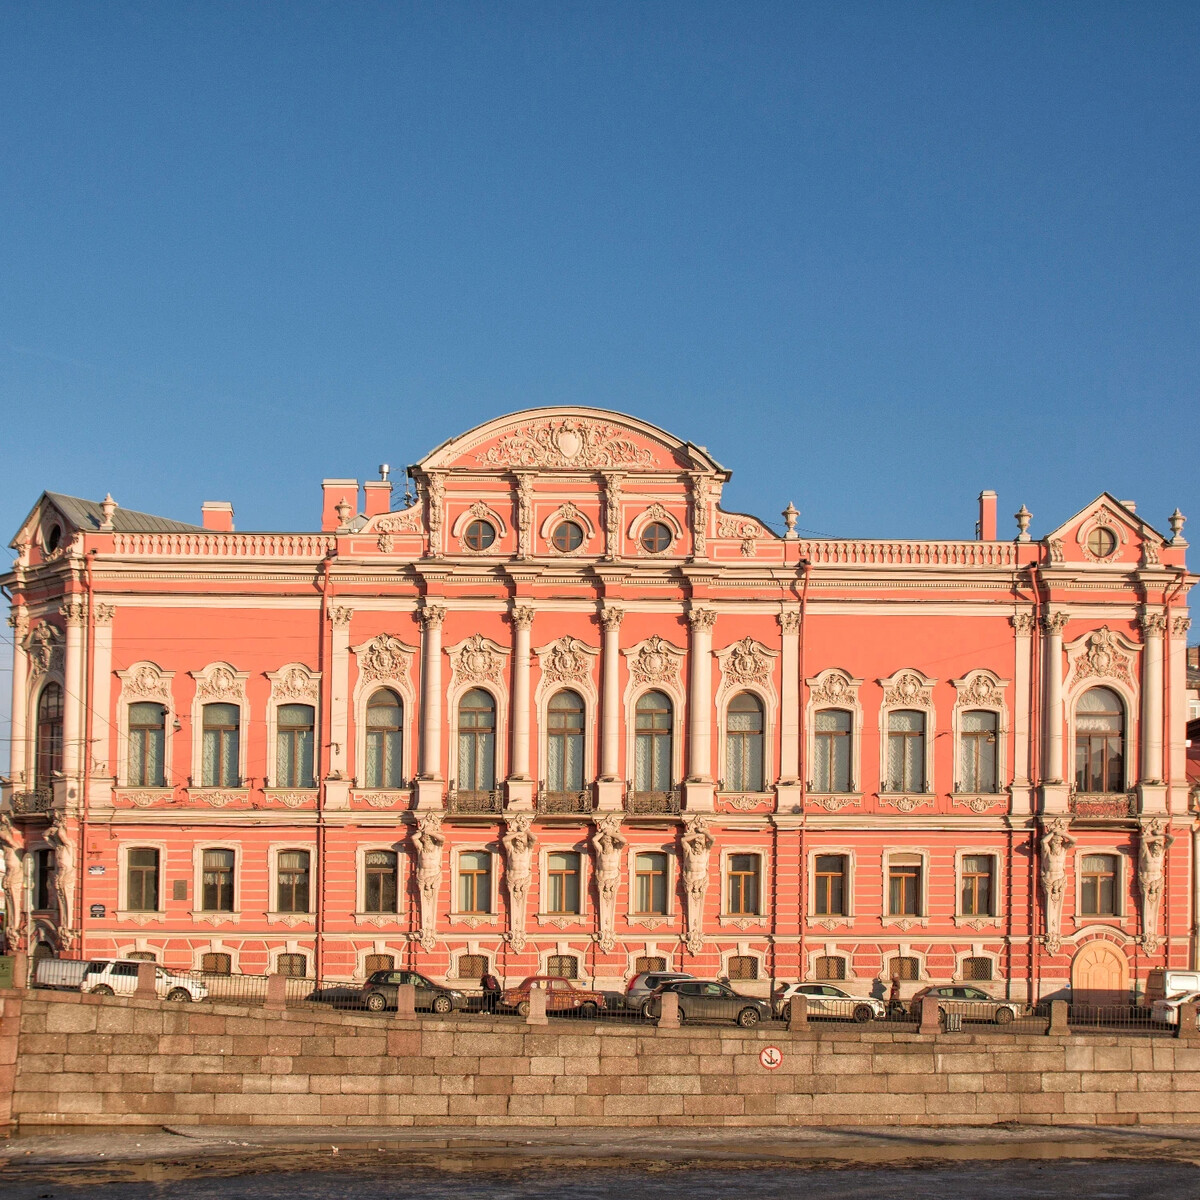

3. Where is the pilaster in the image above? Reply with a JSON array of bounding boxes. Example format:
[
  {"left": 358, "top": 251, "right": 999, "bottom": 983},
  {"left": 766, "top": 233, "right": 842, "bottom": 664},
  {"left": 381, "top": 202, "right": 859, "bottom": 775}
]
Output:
[
  {"left": 1040, "top": 610, "right": 1068, "bottom": 813},
  {"left": 8, "top": 608, "right": 29, "bottom": 784},
  {"left": 328, "top": 605, "right": 354, "bottom": 785},
  {"left": 1009, "top": 610, "right": 1035, "bottom": 817},
  {"left": 597, "top": 605, "right": 624, "bottom": 811},
  {"left": 416, "top": 604, "right": 446, "bottom": 810},
  {"left": 685, "top": 605, "right": 716, "bottom": 811}
]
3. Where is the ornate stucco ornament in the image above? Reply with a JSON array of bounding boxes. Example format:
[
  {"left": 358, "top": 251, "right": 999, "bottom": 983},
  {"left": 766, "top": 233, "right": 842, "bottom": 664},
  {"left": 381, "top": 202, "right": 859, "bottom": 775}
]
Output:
[
  {"left": 627, "top": 635, "right": 685, "bottom": 686},
  {"left": 1070, "top": 626, "right": 1134, "bottom": 688},
  {"left": 503, "top": 815, "right": 536, "bottom": 953},
  {"left": 537, "top": 636, "right": 599, "bottom": 685},
  {"left": 1039, "top": 817, "right": 1075, "bottom": 956},
  {"left": 881, "top": 671, "right": 932, "bottom": 708},
  {"left": 354, "top": 634, "right": 415, "bottom": 684},
  {"left": 196, "top": 665, "right": 244, "bottom": 702},
  {"left": 716, "top": 515, "right": 763, "bottom": 557},
  {"left": 591, "top": 813, "right": 627, "bottom": 953},
  {"left": 476, "top": 417, "right": 659, "bottom": 470},
  {"left": 26, "top": 622, "right": 64, "bottom": 677},
  {"left": 448, "top": 633, "right": 509, "bottom": 686},
  {"left": 271, "top": 665, "right": 319, "bottom": 703},
  {"left": 717, "top": 637, "right": 776, "bottom": 687},
  {"left": 681, "top": 815, "right": 714, "bottom": 956}
]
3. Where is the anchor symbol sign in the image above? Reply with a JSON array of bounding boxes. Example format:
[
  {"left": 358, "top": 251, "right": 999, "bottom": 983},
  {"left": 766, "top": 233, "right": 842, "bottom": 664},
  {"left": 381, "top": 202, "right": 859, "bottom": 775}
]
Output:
[{"left": 759, "top": 1045, "right": 783, "bottom": 1070}]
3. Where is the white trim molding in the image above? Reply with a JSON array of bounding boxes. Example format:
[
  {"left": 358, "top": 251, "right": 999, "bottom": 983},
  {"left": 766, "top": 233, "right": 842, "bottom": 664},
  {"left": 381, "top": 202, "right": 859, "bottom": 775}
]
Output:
[
  {"left": 714, "top": 638, "right": 779, "bottom": 792},
  {"left": 877, "top": 667, "right": 938, "bottom": 804},
  {"left": 189, "top": 663, "right": 251, "bottom": 787},
  {"left": 114, "top": 661, "right": 176, "bottom": 788},
  {"left": 949, "top": 669, "right": 1009, "bottom": 801},
  {"left": 351, "top": 634, "right": 418, "bottom": 787},
  {"left": 265, "top": 663, "right": 321, "bottom": 788},
  {"left": 805, "top": 668, "right": 865, "bottom": 796}
]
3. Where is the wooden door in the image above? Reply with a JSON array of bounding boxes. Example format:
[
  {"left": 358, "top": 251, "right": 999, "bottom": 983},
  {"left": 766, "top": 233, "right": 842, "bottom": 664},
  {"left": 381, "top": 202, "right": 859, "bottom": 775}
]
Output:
[{"left": 1071, "top": 940, "right": 1129, "bottom": 1006}]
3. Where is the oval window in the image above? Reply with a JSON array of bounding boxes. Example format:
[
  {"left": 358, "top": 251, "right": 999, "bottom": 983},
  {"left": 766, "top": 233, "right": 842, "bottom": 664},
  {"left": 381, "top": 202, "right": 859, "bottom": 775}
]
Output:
[
  {"left": 464, "top": 519, "right": 496, "bottom": 550},
  {"left": 1087, "top": 527, "right": 1117, "bottom": 559},
  {"left": 640, "top": 521, "right": 673, "bottom": 553},
  {"left": 551, "top": 521, "right": 584, "bottom": 552}
]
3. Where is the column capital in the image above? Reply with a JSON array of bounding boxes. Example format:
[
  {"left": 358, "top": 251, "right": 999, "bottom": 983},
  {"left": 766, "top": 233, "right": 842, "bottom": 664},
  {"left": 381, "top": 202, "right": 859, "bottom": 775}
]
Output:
[
  {"left": 600, "top": 605, "right": 625, "bottom": 631},
  {"left": 777, "top": 609, "right": 801, "bottom": 635},
  {"left": 1173, "top": 615, "right": 1192, "bottom": 638},
  {"left": 1009, "top": 611, "right": 1035, "bottom": 636},
  {"left": 1140, "top": 610, "right": 1169, "bottom": 637},
  {"left": 8, "top": 607, "right": 29, "bottom": 637},
  {"left": 510, "top": 604, "right": 536, "bottom": 630},
  {"left": 688, "top": 606, "right": 717, "bottom": 632},
  {"left": 419, "top": 604, "right": 447, "bottom": 630},
  {"left": 329, "top": 605, "right": 354, "bottom": 628},
  {"left": 60, "top": 599, "right": 87, "bottom": 628},
  {"left": 93, "top": 602, "right": 116, "bottom": 625},
  {"left": 1042, "top": 611, "right": 1069, "bottom": 635}
]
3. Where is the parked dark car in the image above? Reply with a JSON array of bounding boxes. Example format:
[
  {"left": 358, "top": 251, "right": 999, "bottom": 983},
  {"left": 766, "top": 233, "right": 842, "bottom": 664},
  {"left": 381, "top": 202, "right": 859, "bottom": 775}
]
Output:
[
  {"left": 645, "top": 979, "right": 771, "bottom": 1027},
  {"left": 624, "top": 970, "right": 695, "bottom": 1016},
  {"left": 909, "top": 985, "right": 1025, "bottom": 1025},
  {"left": 360, "top": 969, "right": 466, "bottom": 1014}
]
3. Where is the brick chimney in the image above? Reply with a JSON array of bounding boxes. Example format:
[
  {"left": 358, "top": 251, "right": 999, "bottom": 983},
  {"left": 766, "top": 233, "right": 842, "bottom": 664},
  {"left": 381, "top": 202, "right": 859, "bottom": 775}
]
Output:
[
  {"left": 321, "top": 480, "right": 359, "bottom": 531},
  {"left": 201, "top": 502, "right": 234, "bottom": 532},
  {"left": 363, "top": 480, "right": 392, "bottom": 519},
  {"left": 977, "top": 490, "right": 997, "bottom": 541}
]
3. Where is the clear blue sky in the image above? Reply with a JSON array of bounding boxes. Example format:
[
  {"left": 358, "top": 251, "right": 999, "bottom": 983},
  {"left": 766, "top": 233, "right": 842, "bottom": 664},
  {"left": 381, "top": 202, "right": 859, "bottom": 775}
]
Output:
[{"left": 2, "top": 2, "right": 1198, "bottom": 764}]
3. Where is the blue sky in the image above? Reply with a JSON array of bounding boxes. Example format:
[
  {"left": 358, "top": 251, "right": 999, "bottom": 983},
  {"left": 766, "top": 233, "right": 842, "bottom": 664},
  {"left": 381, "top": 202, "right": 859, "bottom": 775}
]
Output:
[{"left": 2, "top": 2, "right": 1198, "bottom": 762}]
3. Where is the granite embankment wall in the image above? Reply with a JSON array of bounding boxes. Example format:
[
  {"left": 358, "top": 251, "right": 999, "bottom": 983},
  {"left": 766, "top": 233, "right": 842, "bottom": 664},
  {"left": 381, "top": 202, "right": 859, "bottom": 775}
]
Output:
[{"left": 4, "top": 987, "right": 1200, "bottom": 1130}]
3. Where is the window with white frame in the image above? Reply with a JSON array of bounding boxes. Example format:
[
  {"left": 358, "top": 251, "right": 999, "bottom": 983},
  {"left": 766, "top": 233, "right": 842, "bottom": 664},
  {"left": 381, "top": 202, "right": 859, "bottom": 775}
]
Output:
[
  {"left": 635, "top": 691, "right": 673, "bottom": 793},
  {"left": 364, "top": 849, "right": 399, "bottom": 913},
  {"left": 813, "top": 709, "right": 852, "bottom": 793},
  {"left": 128, "top": 703, "right": 167, "bottom": 788},
  {"left": 458, "top": 850, "right": 492, "bottom": 914},
  {"left": 35, "top": 683, "right": 63, "bottom": 789},
  {"left": 365, "top": 689, "right": 404, "bottom": 788},
  {"left": 725, "top": 693, "right": 765, "bottom": 792},
  {"left": 276, "top": 850, "right": 311, "bottom": 913},
  {"left": 726, "top": 853, "right": 761, "bottom": 915},
  {"left": 546, "top": 851, "right": 581, "bottom": 914},
  {"left": 958, "top": 711, "right": 998, "bottom": 793},
  {"left": 125, "top": 847, "right": 160, "bottom": 912},
  {"left": 1080, "top": 853, "right": 1120, "bottom": 916},
  {"left": 960, "top": 855, "right": 995, "bottom": 917},
  {"left": 887, "top": 854, "right": 922, "bottom": 916},
  {"left": 813, "top": 854, "right": 848, "bottom": 916},
  {"left": 201, "top": 848, "right": 235, "bottom": 912},
  {"left": 276, "top": 704, "right": 315, "bottom": 788},
  {"left": 546, "top": 691, "right": 586, "bottom": 794},
  {"left": 634, "top": 851, "right": 668, "bottom": 914},
  {"left": 201, "top": 704, "right": 240, "bottom": 788},
  {"left": 1074, "top": 688, "right": 1126, "bottom": 794},
  {"left": 458, "top": 690, "right": 497, "bottom": 793},
  {"left": 886, "top": 711, "right": 926, "bottom": 793}
]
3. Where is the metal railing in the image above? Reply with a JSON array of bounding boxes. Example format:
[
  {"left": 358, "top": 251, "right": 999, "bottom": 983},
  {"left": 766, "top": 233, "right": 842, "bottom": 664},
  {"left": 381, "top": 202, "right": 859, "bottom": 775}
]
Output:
[
  {"left": 536, "top": 789, "right": 595, "bottom": 815},
  {"left": 1069, "top": 791, "right": 1138, "bottom": 818},
  {"left": 626, "top": 788, "right": 681, "bottom": 816},
  {"left": 447, "top": 787, "right": 504, "bottom": 815},
  {"left": 10, "top": 787, "right": 53, "bottom": 815}
]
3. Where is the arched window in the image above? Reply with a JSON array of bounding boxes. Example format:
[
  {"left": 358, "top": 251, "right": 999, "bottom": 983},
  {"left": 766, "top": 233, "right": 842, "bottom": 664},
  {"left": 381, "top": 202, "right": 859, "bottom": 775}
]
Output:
[
  {"left": 201, "top": 703, "right": 240, "bottom": 788},
  {"left": 35, "top": 682, "right": 64, "bottom": 788},
  {"left": 635, "top": 691, "right": 673, "bottom": 793},
  {"left": 1075, "top": 687, "right": 1125, "bottom": 794},
  {"left": 886, "top": 710, "right": 926, "bottom": 793},
  {"left": 725, "top": 692, "right": 764, "bottom": 792},
  {"left": 128, "top": 702, "right": 166, "bottom": 787},
  {"left": 547, "top": 690, "right": 585, "bottom": 793},
  {"left": 458, "top": 689, "right": 496, "bottom": 793},
  {"left": 814, "top": 709, "right": 852, "bottom": 793},
  {"left": 365, "top": 688, "right": 404, "bottom": 788},
  {"left": 959, "top": 710, "right": 998, "bottom": 793},
  {"left": 276, "top": 704, "right": 315, "bottom": 788}
]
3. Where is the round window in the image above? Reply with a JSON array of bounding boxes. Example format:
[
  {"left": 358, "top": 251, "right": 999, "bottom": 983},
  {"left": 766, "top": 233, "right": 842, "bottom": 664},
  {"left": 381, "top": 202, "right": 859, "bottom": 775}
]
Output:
[
  {"left": 44, "top": 524, "right": 62, "bottom": 553},
  {"left": 1087, "top": 527, "right": 1117, "bottom": 559},
  {"left": 464, "top": 519, "right": 496, "bottom": 551},
  {"left": 551, "top": 521, "right": 584, "bottom": 552},
  {"left": 640, "top": 521, "right": 673, "bottom": 553}
]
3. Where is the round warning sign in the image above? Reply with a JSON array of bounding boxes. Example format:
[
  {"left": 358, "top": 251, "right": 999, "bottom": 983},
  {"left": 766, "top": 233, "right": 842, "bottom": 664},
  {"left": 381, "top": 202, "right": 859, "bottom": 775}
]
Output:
[{"left": 759, "top": 1045, "right": 783, "bottom": 1070}]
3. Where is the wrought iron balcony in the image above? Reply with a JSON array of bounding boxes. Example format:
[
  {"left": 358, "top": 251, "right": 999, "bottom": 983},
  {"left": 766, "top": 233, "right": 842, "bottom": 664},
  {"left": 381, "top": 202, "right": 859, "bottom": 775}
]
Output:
[
  {"left": 446, "top": 787, "right": 504, "bottom": 815},
  {"left": 536, "top": 788, "right": 595, "bottom": 816},
  {"left": 625, "top": 787, "right": 681, "bottom": 816},
  {"left": 10, "top": 787, "right": 53, "bottom": 815},
  {"left": 1069, "top": 790, "right": 1137, "bottom": 819}
]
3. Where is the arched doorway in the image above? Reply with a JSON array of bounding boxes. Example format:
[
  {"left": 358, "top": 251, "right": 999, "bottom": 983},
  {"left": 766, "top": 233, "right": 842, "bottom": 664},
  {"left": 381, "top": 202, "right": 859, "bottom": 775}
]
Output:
[{"left": 1071, "top": 939, "right": 1129, "bottom": 1006}]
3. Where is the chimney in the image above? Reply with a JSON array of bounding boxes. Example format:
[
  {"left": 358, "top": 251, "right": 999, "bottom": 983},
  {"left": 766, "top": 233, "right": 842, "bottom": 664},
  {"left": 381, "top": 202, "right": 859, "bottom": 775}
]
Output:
[
  {"left": 201, "top": 502, "right": 234, "bottom": 532},
  {"left": 363, "top": 480, "right": 392, "bottom": 519},
  {"left": 977, "top": 490, "right": 997, "bottom": 541},
  {"left": 321, "top": 480, "right": 359, "bottom": 532}
]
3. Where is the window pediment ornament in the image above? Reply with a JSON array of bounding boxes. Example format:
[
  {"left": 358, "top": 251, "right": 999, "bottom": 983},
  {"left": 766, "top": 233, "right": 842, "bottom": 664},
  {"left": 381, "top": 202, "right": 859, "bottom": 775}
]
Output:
[
  {"left": 451, "top": 501, "right": 508, "bottom": 539},
  {"left": 951, "top": 670, "right": 1008, "bottom": 709},
  {"left": 1076, "top": 505, "right": 1130, "bottom": 563},
  {"left": 118, "top": 661, "right": 173, "bottom": 704},
  {"left": 1068, "top": 626, "right": 1137, "bottom": 689},
  {"left": 352, "top": 635, "right": 417, "bottom": 685},
  {"left": 447, "top": 633, "right": 510, "bottom": 687},
  {"left": 535, "top": 636, "right": 600, "bottom": 686},
  {"left": 715, "top": 637, "right": 778, "bottom": 689},
  {"left": 267, "top": 663, "right": 320, "bottom": 704},
  {"left": 807, "top": 668, "right": 862, "bottom": 708},
  {"left": 26, "top": 622, "right": 64, "bottom": 677},
  {"left": 624, "top": 636, "right": 686, "bottom": 687},
  {"left": 475, "top": 417, "right": 660, "bottom": 470},
  {"left": 539, "top": 501, "right": 596, "bottom": 550},
  {"left": 192, "top": 663, "right": 247, "bottom": 702},
  {"left": 879, "top": 669, "right": 935, "bottom": 708}
]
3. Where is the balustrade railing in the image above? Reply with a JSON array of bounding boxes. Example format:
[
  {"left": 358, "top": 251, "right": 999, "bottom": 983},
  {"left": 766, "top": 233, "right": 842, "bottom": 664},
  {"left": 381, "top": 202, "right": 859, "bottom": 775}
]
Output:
[
  {"left": 625, "top": 788, "right": 682, "bottom": 816},
  {"left": 447, "top": 788, "right": 505, "bottom": 815},
  {"left": 1069, "top": 791, "right": 1137, "bottom": 818},
  {"left": 536, "top": 789, "right": 595, "bottom": 815}
]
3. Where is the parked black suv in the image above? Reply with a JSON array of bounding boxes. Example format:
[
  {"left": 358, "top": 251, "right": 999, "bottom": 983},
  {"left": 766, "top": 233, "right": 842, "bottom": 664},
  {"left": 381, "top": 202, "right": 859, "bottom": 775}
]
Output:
[{"left": 360, "top": 969, "right": 466, "bottom": 1014}]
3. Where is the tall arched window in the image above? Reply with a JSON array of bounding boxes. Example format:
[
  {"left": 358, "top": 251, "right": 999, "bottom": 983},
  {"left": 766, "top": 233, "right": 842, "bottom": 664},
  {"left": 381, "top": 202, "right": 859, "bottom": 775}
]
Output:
[
  {"left": 725, "top": 692, "right": 764, "bottom": 792},
  {"left": 886, "top": 710, "right": 926, "bottom": 793},
  {"left": 458, "top": 689, "right": 496, "bottom": 793},
  {"left": 35, "top": 683, "right": 63, "bottom": 788},
  {"left": 128, "top": 702, "right": 166, "bottom": 787},
  {"left": 365, "top": 689, "right": 404, "bottom": 788},
  {"left": 547, "top": 690, "right": 585, "bottom": 793},
  {"left": 276, "top": 704, "right": 315, "bottom": 788},
  {"left": 635, "top": 691, "right": 673, "bottom": 794},
  {"left": 959, "top": 710, "right": 998, "bottom": 793},
  {"left": 814, "top": 709, "right": 852, "bottom": 793},
  {"left": 201, "top": 703, "right": 240, "bottom": 788},
  {"left": 1075, "top": 686, "right": 1125, "bottom": 793}
]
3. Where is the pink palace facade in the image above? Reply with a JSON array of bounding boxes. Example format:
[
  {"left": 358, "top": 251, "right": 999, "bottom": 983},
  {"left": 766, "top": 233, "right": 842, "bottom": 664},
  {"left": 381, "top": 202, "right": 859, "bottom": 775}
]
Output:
[{"left": 2, "top": 407, "right": 1196, "bottom": 1004}]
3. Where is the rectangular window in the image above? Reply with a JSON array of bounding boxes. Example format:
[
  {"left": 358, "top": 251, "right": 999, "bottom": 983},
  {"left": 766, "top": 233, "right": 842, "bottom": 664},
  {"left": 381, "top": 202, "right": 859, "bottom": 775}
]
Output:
[
  {"left": 815, "top": 954, "right": 846, "bottom": 981},
  {"left": 201, "top": 952, "right": 232, "bottom": 975},
  {"left": 277, "top": 953, "right": 307, "bottom": 978},
  {"left": 813, "top": 854, "right": 847, "bottom": 916},
  {"left": 547, "top": 954, "right": 578, "bottom": 979},
  {"left": 458, "top": 851, "right": 492, "bottom": 914},
  {"left": 963, "top": 956, "right": 993, "bottom": 981},
  {"left": 126, "top": 847, "right": 160, "bottom": 912},
  {"left": 728, "top": 955, "right": 758, "bottom": 980},
  {"left": 458, "top": 954, "right": 488, "bottom": 979},
  {"left": 364, "top": 849, "right": 398, "bottom": 913},
  {"left": 727, "top": 854, "right": 760, "bottom": 915},
  {"left": 886, "top": 710, "right": 926, "bottom": 793},
  {"left": 1081, "top": 854, "right": 1118, "bottom": 916},
  {"left": 32, "top": 848, "right": 53, "bottom": 911},
  {"left": 887, "top": 856, "right": 922, "bottom": 917},
  {"left": 276, "top": 850, "right": 311, "bottom": 913},
  {"left": 634, "top": 955, "right": 666, "bottom": 973},
  {"left": 364, "top": 953, "right": 394, "bottom": 976},
  {"left": 889, "top": 956, "right": 919, "bottom": 981},
  {"left": 959, "top": 710, "right": 998, "bottom": 792},
  {"left": 814, "top": 709, "right": 852, "bottom": 793},
  {"left": 635, "top": 852, "right": 668, "bottom": 915},
  {"left": 547, "top": 851, "right": 581, "bottom": 915},
  {"left": 960, "top": 855, "right": 994, "bottom": 917},
  {"left": 202, "top": 849, "right": 235, "bottom": 911}
]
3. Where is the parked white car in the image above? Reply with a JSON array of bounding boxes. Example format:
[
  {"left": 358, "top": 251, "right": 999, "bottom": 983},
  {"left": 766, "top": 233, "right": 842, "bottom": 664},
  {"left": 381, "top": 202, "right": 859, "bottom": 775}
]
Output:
[
  {"left": 774, "top": 982, "right": 886, "bottom": 1023},
  {"left": 1151, "top": 990, "right": 1200, "bottom": 1026},
  {"left": 83, "top": 959, "right": 208, "bottom": 1002}
]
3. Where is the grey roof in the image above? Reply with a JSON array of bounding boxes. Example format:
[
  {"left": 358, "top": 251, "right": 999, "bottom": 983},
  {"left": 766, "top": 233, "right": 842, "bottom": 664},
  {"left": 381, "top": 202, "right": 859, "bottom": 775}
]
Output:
[{"left": 44, "top": 492, "right": 205, "bottom": 534}]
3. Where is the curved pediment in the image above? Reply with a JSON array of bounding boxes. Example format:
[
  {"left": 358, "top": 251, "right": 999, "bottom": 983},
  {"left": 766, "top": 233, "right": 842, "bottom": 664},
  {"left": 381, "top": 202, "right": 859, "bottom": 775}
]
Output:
[{"left": 417, "top": 407, "right": 725, "bottom": 475}]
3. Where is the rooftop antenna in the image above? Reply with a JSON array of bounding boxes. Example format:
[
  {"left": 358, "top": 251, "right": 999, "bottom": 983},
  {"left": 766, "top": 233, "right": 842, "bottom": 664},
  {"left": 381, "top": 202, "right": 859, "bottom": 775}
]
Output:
[
  {"left": 378, "top": 463, "right": 390, "bottom": 481},
  {"left": 403, "top": 466, "right": 415, "bottom": 508}
]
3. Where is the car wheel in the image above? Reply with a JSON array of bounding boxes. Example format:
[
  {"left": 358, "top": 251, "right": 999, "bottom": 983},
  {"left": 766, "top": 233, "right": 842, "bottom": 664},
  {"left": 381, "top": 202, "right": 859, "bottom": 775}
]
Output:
[
  {"left": 91, "top": 984, "right": 114, "bottom": 996},
  {"left": 737, "top": 1007, "right": 761, "bottom": 1028},
  {"left": 853, "top": 1004, "right": 874, "bottom": 1024},
  {"left": 579, "top": 1001, "right": 598, "bottom": 1017},
  {"left": 516, "top": 999, "right": 531, "bottom": 1017},
  {"left": 365, "top": 992, "right": 388, "bottom": 1013},
  {"left": 995, "top": 1006, "right": 1015, "bottom": 1026},
  {"left": 640, "top": 999, "right": 655, "bottom": 1018},
  {"left": 166, "top": 987, "right": 192, "bottom": 1003},
  {"left": 432, "top": 994, "right": 452, "bottom": 1015}
]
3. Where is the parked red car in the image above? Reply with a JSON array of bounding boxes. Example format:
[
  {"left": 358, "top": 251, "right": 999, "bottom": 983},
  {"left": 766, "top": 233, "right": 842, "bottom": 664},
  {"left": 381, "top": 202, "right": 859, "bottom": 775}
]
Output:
[{"left": 499, "top": 974, "right": 606, "bottom": 1017}]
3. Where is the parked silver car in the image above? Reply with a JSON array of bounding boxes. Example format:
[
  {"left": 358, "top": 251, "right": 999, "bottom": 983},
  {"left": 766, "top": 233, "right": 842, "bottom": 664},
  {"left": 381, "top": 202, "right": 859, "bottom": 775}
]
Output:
[
  {"left": 625, "top": 970, "right": 695, "bottom": 1016},
  {"left": 774, "top": 982, "right": 885, "bottom": 1023}
]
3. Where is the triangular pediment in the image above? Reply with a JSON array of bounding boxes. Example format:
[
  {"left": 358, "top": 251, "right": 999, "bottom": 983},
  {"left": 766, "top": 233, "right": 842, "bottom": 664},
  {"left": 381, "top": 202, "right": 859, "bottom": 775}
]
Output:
[{"left": 1042, "top": 493, "right": 1166, "bottom": 566}]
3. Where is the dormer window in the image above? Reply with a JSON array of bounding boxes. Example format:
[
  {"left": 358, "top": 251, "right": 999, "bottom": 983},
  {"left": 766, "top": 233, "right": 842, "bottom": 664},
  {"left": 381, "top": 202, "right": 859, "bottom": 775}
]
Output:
[
  {"left": 44, "top": 523, "right": 62, "bottom": 553},
  {"left": 551, "top": 520, "right": 584, "bottom": 552},
  {"left": 1087, "top": 527, "right": 1117, "bottom": 559},
  {"left": 464, "top": 519, "right": 496, "bottom": 551}
]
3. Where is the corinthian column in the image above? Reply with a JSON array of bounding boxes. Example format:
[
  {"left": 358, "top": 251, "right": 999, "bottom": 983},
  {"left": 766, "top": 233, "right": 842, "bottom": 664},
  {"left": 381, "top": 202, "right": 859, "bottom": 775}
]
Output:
[
  {"left": 510, "top": 605, "right": 535, "bottom": 780},
  {"left": 60, "top": 599, "right": 87, "bottom": 783},
  {"left": 685, "top": 606, "right": 716, "bottom": 811},
  {"left": 1041, "top": 611, "right": 1069, "bottom": 813},
  {"left": 415, "top": 604, "right": 446, "bottom": 809},
  {"left": 597, "top": 606, "right": 624, "bottom": 811},
  {"left": 8, "top": 609, "right": 29, "bottom": 784},
  {"left": 1009, "top": 611, "right": 1035, "bottom": 816},
  {"left": 1140, "top": 610, "right": 1168, "bottom": 814},
  {"left": 777, "top": 610, "right": 801, "bottom": 784}
]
